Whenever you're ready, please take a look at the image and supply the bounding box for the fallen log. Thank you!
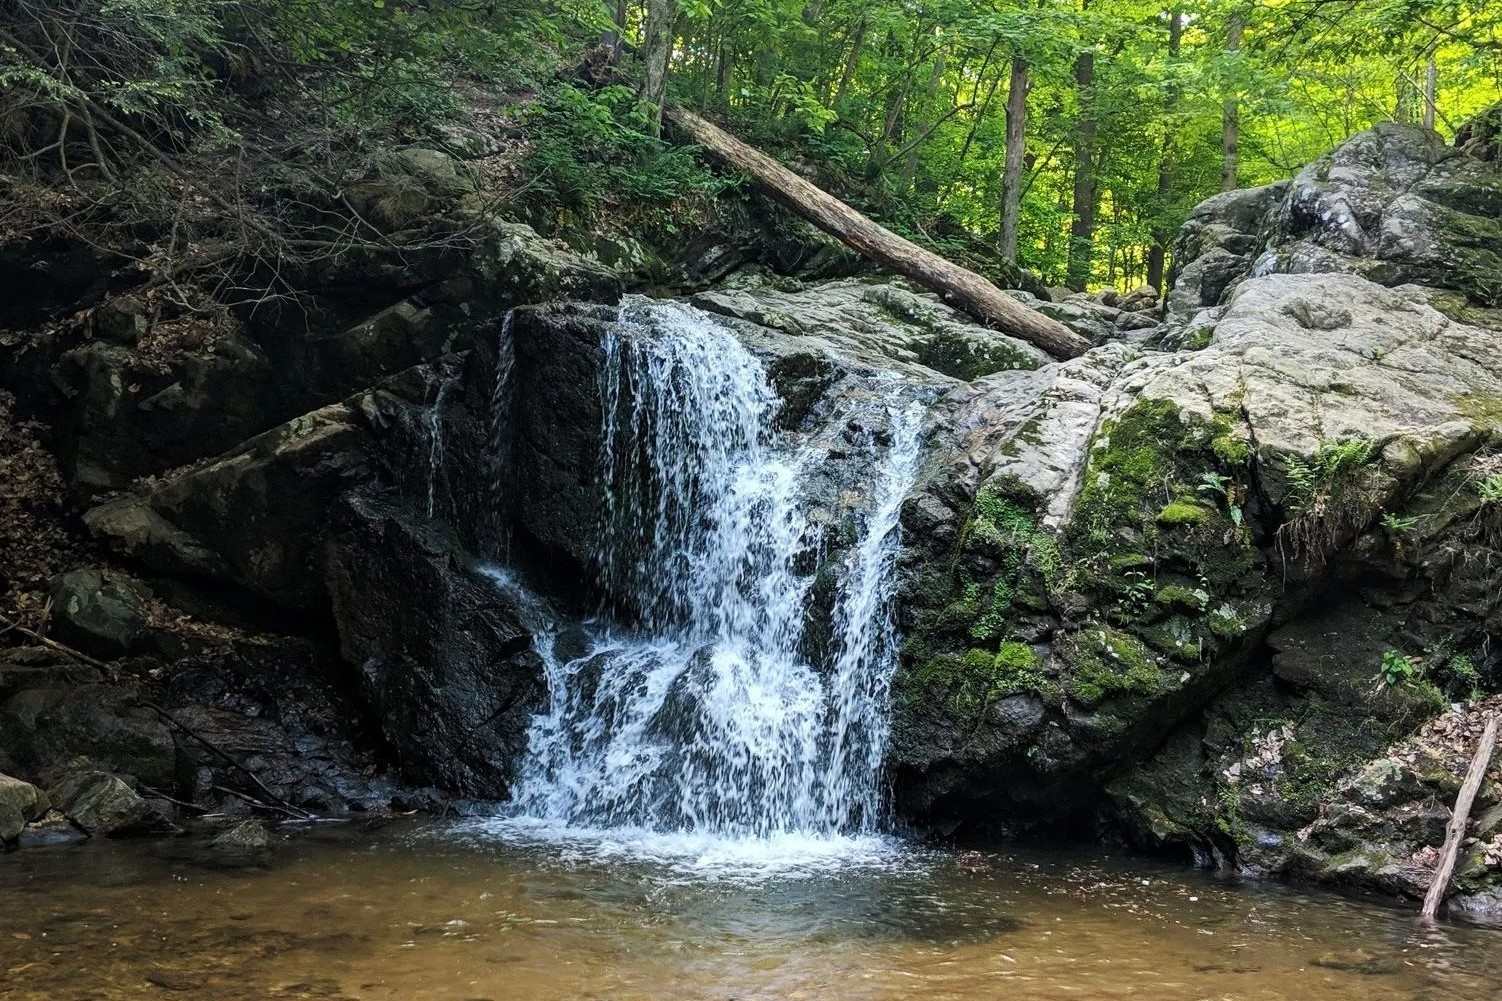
[665,107,1090,360]
[1421,713,1498,920]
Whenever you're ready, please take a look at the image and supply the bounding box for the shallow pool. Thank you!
[2,819,1498,1000]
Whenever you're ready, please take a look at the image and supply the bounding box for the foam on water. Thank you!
[456,814,910,881]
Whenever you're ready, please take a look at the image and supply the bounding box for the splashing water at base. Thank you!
[499,299,929,863]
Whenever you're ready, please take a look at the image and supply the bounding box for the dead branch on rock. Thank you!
[1421,713,1498,920]
[664,106,1089,360]
[141,700,315,820]
[0,613,113,673]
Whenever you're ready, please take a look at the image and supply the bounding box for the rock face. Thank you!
[885,123,1502,912]
[31,208,618,495]
[2,106,1500,919]
[325,493,548,799]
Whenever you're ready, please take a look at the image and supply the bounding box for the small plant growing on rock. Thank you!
[1439,654,1484,702]
[1371,650,1447,716]
[1478,474,1502,505]
[1376,649,1419,690]
[1279,436,1379,565]
[1380,513,1419,535]
[1197,471,1245,527]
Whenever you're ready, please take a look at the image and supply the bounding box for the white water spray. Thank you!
[505,299,926,848]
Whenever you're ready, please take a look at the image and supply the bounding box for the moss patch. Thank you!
[1065,627,1167,707]
[1157,499,1213,526]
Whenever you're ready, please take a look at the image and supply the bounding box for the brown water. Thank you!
[2,818,1498,1001]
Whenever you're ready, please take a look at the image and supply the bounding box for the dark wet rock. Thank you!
[0,646,102,702]
[324,492,547,798]
[85,402,372,610]
[2,685,177,788]
[48,767,178,837]
[48,568,151,657]
[16,808,87,848]
[51,331,278,495]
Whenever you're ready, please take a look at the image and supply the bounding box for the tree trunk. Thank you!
[902,50,946,192]
[1146,8,1183,292]
[642,0,678,135]
[1421,715,1498,920]
[832,17,869,108]
[602,0,628,55]
[665,107,1088,359]
[1066,48,1097,290]
[999,56,1029,263]
[1423,52,1438,131]
[1221,12,1244,192]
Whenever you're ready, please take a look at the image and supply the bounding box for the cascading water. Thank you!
[486,310,517,556]
[423,380,452,520]
[503,299,927,851]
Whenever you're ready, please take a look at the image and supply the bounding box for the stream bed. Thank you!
[2,819,1499,1001]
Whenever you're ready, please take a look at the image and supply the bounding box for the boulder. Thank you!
[48,767,177,836]
[0,772,49,844]
[324,492,548,798]
[210,819,271,853]
[1162,182,1288,330]
[1,685,177,788]
[887,269,1502,834]
[48,568,151,657]
[52,332,276,494]
[85,402,372,610]
[1259,123,1502,304]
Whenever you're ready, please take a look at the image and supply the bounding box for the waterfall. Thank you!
[423,380,452,521]
[507,299,926,844]
[486,310,517,555]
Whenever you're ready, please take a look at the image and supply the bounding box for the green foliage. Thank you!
[1478,474,1502,505]
[518,83,732,226]
[1277,436,1381,564]
[1438,653,1483,702]
[624,0,1501,290]
[1285,437,1377,515]
[1376,649,1420,690]
[1380,513,1420,535]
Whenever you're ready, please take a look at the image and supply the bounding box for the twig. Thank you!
[210,784,310,821]
[141,701,315,820]
[1421,713,1499,921]
[0,614,112,672]
[139,785,210,814]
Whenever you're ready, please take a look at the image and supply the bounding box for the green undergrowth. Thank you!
[1277,435,1383,564]
[518,83,736,238]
